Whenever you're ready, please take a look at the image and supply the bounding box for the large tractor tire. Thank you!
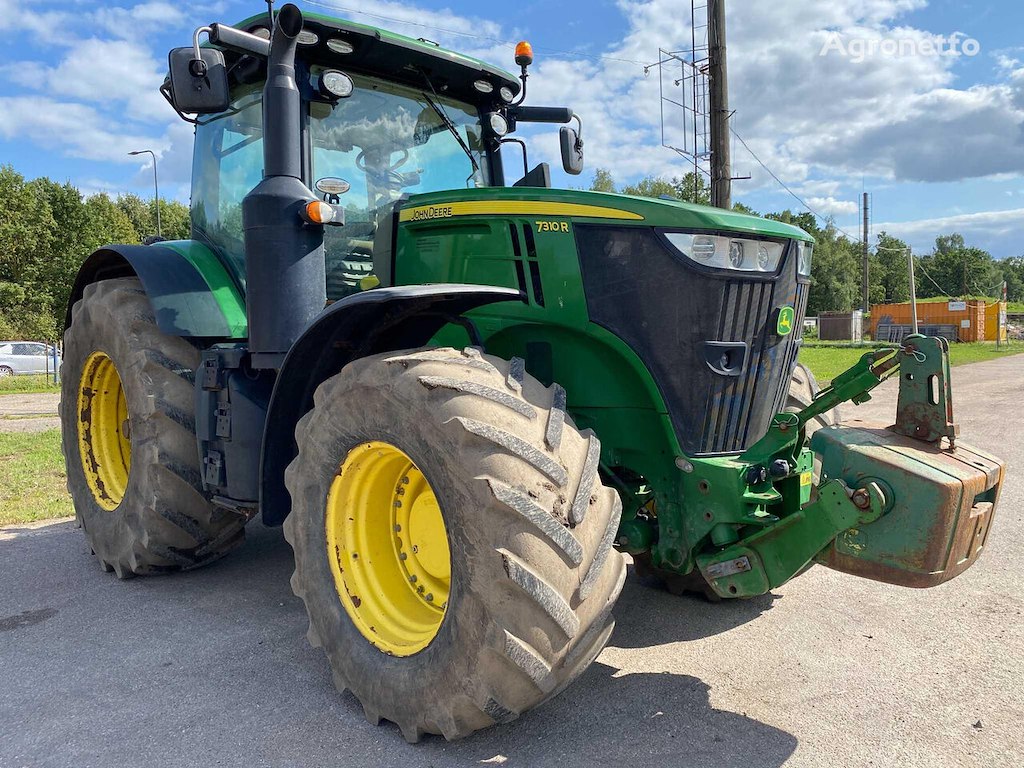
[634,361,841,600]
[284,346,626,742]
[60,278,247,578]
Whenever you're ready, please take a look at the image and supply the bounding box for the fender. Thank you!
[259,284,523,524]
[65,241,247,339]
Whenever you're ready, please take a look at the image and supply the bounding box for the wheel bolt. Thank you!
[425,593,434,602]
[409,575,417,583]
[394,524,401,532]
[852,489,871,510]
[399,552,407,561]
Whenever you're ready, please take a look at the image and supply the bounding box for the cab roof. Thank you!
[235,10,521,103]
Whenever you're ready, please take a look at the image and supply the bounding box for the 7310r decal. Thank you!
[535,220,570,233]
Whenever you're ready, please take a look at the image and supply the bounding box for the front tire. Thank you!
[284,346,626,741]
[60,278,246,577]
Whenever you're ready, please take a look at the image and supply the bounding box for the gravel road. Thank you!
[1,355,1021,768]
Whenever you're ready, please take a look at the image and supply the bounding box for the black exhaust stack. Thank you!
[243,3,326,368]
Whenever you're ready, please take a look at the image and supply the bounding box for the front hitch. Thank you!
[695,335,1005,597]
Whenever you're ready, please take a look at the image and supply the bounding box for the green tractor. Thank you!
[61,4,1005,742]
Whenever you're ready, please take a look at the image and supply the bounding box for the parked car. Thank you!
[0,341,62,376]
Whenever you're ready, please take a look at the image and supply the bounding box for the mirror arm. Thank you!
[500,138,529,178]
[190,26,213,76]
[159,79,199,125]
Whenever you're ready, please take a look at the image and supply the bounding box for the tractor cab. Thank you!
[171,10,578,302]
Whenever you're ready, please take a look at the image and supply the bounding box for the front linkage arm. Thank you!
[694,336,954,598]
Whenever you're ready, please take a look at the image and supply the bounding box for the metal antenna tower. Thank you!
[655,0,711,202]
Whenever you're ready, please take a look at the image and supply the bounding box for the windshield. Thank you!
[309,71,489,298]
[190,73,489,298]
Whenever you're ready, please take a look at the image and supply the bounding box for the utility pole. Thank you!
[708,0,731,209]
[861,192,870,312]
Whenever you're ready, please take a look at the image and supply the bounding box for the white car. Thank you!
[0,341,62,377]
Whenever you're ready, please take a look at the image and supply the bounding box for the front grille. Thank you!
[699,280,807,452]
[575,225,806,456]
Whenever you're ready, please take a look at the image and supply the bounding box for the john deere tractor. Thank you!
[61,4,1005,742]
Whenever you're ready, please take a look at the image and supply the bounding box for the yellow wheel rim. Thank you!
[326,441,451,656]
[77,352,131,510]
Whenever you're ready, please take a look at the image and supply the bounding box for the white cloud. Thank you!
[94,1,186,37]
[806,196,859,216]
[876,207,1024,256]
[0,96,168,162]
[28,37,173,122]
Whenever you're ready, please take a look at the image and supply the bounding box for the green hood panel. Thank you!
[403,188,814,241]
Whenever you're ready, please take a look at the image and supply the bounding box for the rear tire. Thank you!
[284,346,626,741]
[60,278,246,577]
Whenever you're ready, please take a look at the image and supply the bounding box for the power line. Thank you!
[730,127,861,242]
[301,0,650,67]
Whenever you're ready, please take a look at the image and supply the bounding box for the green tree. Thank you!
[116,194,191,241]
[156,199,191,240]
[916,234,999,298]
[30,177,91,323]
[589,168,616,193]
[996,255,1023,302]
[804,223,860,316]
[82,194,138,254]
[873,232,912,304]
[590,168,710,205]
[0,166,58,339]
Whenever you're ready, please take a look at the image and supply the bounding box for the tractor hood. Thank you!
[395,186,813,457]
[400,188,815,242]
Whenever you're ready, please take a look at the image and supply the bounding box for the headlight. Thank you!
[488,112,509,136]
[796,241,813,276]
[664,232,784,274]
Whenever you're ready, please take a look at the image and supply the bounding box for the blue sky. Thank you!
[1,0,1022,258]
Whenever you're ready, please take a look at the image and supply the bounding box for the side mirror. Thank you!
[559,121,584,175]
[167,45,230,114]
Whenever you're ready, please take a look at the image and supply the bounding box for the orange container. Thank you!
[870,300,993,342]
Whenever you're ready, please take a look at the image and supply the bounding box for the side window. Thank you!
[191,88,264,287]
[13,344,33,355]
[29,344,46,356]
[0,344,10,354]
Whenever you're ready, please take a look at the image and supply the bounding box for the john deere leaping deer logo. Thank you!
[777,306,795,336]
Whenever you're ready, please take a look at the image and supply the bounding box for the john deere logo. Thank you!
[777,306,795,336]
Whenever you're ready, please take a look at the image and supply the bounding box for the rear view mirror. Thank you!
[559,124,584,175]
[167,46,230,114]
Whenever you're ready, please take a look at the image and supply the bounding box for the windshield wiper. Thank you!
[419,71,480,180]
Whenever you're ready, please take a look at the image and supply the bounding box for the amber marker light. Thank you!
[302,200,335,224]
[515,40,534,67]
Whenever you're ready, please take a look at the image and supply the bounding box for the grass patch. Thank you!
[0,429,73,525]
[800,341,1024,384]
[0,374,60,395]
